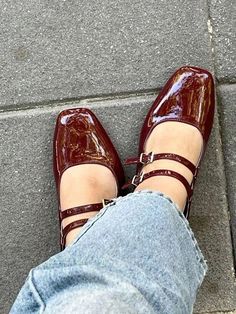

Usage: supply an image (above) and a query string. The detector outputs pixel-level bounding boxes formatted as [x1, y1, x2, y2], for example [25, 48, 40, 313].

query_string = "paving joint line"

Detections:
[0, 88, 158, 114]
[1, 3, 235, 273]
[206, 0, 236, 272]
[216, 87, 236, 272]
[1, 79, 235, 116]
[216, 80, 236, 86]
[206, 0, 215, 73]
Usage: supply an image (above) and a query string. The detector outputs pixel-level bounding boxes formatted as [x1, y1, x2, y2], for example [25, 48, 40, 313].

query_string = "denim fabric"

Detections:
[10, 191, 207, 314]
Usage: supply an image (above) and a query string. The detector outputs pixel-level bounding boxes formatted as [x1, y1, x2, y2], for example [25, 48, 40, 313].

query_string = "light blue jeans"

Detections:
[10, 191, 207, 314]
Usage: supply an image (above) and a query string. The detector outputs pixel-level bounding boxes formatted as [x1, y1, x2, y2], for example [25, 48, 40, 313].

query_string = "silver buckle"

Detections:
[102, 199, 111, 207]
[60, 224, 63, 236]
[131, 172, 144, 186]
[139, 152, 154, 164]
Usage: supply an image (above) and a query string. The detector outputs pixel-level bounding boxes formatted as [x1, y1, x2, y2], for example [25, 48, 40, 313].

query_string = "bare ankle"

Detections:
[135, 176, 187, 211]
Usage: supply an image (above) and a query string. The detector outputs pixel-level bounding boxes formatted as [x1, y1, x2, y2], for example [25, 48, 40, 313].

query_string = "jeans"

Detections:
[10, 190, 207, 314]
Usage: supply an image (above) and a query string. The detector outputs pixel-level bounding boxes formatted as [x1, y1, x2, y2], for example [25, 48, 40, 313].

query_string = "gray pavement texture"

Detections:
[0, 0, 213, 108]
[218, 84, 236, 262]
[0, 97, 235, 313]
[209, 0, 236, 83]
[0, 0, 236, 313]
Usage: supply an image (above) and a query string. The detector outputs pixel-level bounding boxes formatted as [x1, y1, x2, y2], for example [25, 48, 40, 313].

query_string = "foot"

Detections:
[60, 164, 117, 247]
[135, 121, 203, 210]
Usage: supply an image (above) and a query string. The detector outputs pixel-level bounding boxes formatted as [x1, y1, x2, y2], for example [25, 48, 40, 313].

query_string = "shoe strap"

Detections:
[123, 169, 193, 199]
[61, 218, 89, 250]
[60, 202, 104, 220]
[60, 199, 112, 250]
[125, 152, 196, 175]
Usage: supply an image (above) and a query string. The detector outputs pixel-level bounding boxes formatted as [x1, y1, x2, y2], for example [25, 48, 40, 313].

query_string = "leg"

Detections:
[60, 164, 117, 246]
[11, 66, 212, 313]
[10, 122, 206, 314]
[10, 191, 206, 314]
[59, 120, 203, 247]
[136, 121, 203, 210]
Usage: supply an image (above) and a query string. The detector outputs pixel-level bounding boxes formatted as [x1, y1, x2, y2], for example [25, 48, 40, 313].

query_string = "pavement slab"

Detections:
[209, 0, 236, 83]
[0, 95, 235, 313]
[0, 0, 212, 108]
[218, 84, 236, 263]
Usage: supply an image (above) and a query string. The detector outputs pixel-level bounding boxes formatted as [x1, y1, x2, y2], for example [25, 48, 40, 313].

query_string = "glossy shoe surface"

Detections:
[54, 108, 125, 197]
[126, 66, 215, 218]
[140, 66, 215, 154]
[54, 108, 125, 249]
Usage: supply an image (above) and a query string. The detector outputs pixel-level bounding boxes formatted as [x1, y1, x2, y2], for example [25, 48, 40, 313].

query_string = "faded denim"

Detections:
[10, 191, 207, 314]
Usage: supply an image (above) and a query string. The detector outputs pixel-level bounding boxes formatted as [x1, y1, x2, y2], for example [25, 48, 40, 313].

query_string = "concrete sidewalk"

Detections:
[0, 1, 235, 313]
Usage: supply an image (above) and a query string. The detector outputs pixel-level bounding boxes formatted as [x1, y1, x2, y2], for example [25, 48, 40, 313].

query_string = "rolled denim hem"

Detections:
[69, 190, 207, 277]
[10, 189, 208, 314]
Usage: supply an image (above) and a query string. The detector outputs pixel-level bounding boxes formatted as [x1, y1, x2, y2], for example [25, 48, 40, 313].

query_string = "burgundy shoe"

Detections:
[124, 66, 215, 218]
[54, 108, 125, 249]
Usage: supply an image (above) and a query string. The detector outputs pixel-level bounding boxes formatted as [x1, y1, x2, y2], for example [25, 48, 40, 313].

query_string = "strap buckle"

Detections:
[131, 172, 144, 186]
[102, 199, 111, 207]
[139, 152, 154, 164]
